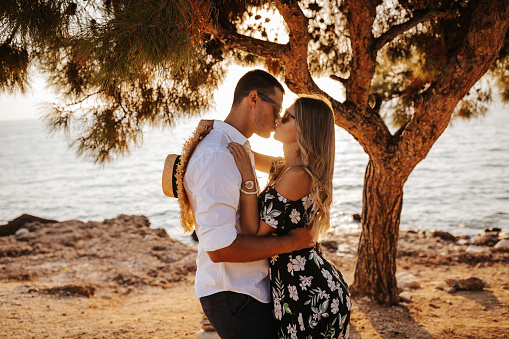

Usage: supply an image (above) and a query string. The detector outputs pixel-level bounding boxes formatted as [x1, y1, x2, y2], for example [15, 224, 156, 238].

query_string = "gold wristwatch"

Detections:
[242, 180, 255, 190]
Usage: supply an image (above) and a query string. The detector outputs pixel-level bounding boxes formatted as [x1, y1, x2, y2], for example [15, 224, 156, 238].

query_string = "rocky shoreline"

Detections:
[1, 214, 508, 338]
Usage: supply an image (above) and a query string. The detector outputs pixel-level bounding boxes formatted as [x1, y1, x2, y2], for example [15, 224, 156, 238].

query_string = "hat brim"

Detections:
[162, 154, 182, 198]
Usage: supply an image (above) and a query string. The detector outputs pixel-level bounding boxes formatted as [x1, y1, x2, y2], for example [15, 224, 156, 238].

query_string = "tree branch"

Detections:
[344, 0, 378, 106]
[330, 74, 348, 87]
[398, 0, 509, 172]
[272, 0, 319, 94]
[374, 9, 457, 51]
[203, 24, 288, 61]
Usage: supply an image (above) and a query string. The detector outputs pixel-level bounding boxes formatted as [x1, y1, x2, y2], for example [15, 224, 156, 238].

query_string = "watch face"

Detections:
[244, 180, 255, 189]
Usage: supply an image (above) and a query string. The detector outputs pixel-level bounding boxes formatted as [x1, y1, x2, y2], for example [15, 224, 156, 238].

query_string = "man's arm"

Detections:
[253, 151, 280, 174]
[207, 226, 318, 263]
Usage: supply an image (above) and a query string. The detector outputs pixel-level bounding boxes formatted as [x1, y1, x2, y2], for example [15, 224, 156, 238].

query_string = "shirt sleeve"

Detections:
[186, 150, 242, 252]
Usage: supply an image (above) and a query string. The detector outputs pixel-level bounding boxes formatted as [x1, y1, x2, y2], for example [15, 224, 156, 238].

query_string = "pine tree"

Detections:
[1, 0, 508, 304]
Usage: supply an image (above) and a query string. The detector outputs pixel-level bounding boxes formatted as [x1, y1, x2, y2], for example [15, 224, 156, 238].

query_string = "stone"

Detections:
[446, 277, 485, 291]
[456, 239, 469, 246]
[494, 239, 509, 250]
[0, 214, 58, 237]
[399, 291, 413, 302]
[444, 287, 457, 293]
[15, 228, 29, 235]
[396, 272, 421, 289]
[321, 240, 339, 252]
[499, 231, 509, 239]
[466, 245, 485, 253]
[431, 230, 457, 242]
[483, 227, 501, 234]
[434, 281, 447, 290]
[473, 234, 499, 247]
[195, 330, 220, 339]
[352, 213, 361, 222]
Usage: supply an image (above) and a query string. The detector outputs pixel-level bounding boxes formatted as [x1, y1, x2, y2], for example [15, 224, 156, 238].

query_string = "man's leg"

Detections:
[200, 291, 277, 339]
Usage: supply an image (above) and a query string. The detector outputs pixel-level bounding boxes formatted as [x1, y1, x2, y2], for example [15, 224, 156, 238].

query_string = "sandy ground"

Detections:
[1, 215, 508, 338]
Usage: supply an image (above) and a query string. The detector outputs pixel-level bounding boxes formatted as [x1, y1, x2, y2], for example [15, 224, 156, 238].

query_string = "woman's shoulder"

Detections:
[274, 166, 311, 201]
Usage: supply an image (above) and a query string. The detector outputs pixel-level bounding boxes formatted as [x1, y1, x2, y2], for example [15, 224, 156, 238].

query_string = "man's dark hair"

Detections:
[232, 69, 284, 107]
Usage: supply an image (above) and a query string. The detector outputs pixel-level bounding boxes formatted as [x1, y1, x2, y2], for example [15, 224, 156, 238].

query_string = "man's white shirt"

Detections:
[184, 120, 270, 303]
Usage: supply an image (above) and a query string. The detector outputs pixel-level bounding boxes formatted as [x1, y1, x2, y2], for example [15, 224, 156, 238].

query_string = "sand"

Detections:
[1, 215, 508, 338]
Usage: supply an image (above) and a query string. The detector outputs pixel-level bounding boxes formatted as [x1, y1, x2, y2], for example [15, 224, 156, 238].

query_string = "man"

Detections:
[184, 70, 318, 339]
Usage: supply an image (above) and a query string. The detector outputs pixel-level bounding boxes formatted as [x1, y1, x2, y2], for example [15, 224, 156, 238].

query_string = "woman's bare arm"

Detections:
[228, 143, 276, 236]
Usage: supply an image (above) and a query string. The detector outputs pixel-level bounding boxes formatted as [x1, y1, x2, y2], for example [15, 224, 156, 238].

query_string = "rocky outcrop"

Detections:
[0, 214, 59, 236]
[0, 214, 197, 290]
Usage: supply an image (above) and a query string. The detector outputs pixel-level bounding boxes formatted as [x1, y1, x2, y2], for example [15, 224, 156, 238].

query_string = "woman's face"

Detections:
[274, 103, 297, 145]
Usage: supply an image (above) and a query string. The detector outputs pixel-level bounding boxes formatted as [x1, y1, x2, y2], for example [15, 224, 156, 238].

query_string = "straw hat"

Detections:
[161, 121, 213, 232]
[162, 154, 182, 198]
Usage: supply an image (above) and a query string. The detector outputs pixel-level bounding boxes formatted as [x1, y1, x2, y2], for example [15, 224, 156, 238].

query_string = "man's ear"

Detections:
[246, 91, 257, 108]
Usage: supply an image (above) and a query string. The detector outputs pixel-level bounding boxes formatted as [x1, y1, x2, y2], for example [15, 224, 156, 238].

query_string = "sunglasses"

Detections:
[281, 110, 295, 123]
[243, 92, 282, 119]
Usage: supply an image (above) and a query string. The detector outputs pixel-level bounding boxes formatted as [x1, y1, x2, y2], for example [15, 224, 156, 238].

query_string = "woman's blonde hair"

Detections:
[269, 94, 335, 237]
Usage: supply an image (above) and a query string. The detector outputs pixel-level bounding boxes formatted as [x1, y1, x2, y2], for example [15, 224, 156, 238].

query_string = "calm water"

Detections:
[1, 108, 508, 243]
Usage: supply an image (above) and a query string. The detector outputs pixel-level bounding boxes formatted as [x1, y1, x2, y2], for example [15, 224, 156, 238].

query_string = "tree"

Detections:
[1, 0, 508, 304]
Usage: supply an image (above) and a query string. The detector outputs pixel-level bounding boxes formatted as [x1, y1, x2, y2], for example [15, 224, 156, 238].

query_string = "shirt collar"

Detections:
[213, 120, 249, 147]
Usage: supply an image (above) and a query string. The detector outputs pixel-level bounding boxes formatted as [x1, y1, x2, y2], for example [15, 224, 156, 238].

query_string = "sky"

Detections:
[0, 74, 56, 122]
[0, 64, 344, 123]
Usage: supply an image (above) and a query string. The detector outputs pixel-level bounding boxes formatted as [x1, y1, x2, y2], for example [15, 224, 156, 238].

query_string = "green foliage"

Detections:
[305, 0, 351, 78]
[0, 44, 30, 93]
[369, 0, 497, 127]
[490, 47, 509, 104]
[1, 0, 226, 163]
[1, 0, 507, 162]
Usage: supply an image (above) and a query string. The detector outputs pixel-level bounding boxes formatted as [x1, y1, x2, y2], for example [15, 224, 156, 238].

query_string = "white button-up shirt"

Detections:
[184, 120, 270, 303]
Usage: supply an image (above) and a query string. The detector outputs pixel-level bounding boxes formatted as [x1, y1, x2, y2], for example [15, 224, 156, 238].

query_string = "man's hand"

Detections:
[286, 223, 320, 251]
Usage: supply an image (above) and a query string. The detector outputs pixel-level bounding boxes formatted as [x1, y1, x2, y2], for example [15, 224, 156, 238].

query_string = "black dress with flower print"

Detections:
[258, 184, 351, 339]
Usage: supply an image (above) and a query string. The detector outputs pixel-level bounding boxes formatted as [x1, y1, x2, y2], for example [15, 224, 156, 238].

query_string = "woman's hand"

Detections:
[227, 142, 255, 181]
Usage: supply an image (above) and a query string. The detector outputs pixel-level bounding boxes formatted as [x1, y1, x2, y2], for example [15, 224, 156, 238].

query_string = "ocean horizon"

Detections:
[1, 107, 508, 244]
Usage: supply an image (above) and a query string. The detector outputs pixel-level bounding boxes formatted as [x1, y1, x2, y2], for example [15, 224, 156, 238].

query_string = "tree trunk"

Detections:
[351, 159, 405, 304]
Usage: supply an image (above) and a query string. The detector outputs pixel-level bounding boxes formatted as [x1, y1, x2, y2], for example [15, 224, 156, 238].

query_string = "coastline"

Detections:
[1, 214, 508, 338]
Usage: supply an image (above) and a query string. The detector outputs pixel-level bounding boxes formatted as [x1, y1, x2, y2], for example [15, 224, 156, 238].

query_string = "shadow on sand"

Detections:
[349, 297, 433, 339]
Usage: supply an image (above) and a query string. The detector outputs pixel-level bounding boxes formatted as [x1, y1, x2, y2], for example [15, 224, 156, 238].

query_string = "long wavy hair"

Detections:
[269, 94, 335, 237]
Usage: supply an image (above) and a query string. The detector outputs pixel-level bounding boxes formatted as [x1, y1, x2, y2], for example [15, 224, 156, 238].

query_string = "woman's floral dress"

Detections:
[259, 184, 351, 339]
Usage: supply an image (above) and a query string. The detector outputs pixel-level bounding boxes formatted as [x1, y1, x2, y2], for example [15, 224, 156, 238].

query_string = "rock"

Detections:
[196, 330, 220, 339]
[396, 272, 421, 289]
[191, 230, 199, 242]
[434, 281, 448, 290]
[15, 228, 29, 235]
[352, 214, 361, 222]
[444, 287, 457, 293]
[499, 231, 509, 239]
[457, 239, 469, 246]
[399, 291, 413, 302]
[0, 214, 58, 237]
[199, 313, 215, 332]
[446, 277, 485, 291]
[494, 239, 509, 250]
[431, 230, 457, 242]
[474, 234, 499, 247]
[466, 245, 485, 253]
[321, 240, 339, 252]
[39, 285, 96, 297]
[484, 227, 501, 234]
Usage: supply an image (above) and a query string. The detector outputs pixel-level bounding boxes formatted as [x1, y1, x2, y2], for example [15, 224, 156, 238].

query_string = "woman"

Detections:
[227, 95, 350, 339]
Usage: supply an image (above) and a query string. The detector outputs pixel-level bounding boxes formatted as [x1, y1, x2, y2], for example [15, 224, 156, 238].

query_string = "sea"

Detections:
[1, 108, 508, 244]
